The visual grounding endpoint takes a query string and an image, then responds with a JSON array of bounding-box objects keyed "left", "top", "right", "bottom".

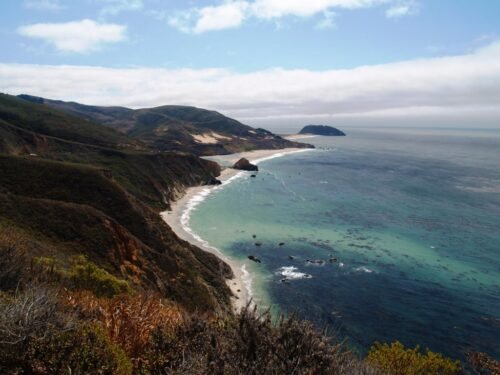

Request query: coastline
[{"left": 161, "top": 147, "right": 313, "bottom": 312}]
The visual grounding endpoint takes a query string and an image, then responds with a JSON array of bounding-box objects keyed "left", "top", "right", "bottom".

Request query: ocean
[{"left": 187, "top": 128, "right": 500, "bottom": 360}]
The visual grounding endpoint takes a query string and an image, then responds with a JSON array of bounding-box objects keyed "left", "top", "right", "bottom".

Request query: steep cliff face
[{"left": 0, "top": 95, "right": 233, "bottom": 313}]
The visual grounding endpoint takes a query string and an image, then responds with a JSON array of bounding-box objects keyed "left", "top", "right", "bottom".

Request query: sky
[{"left": 1, "top": 0, "right": 500, "bottom": 130}]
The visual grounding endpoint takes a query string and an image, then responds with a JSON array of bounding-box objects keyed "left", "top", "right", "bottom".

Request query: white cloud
[
  {"left": 386, "top": 1, "right": 419, "bottom": 18},
  {"left": 168, "top": 0, "right": 415, "bottom": 33},
  {"left": 194, "top": 1, "right": 250, "bottom": 33},
  {"left": 250, "top": 0, "right": 388, "bottom": 19},
  {"left": 17, "top": 19, "right": 127, "bottom": 53},
  {"left": 169, "top": 1, "right": 250, "bottom": 34},
  {"left": 24, "top": 0, "right": 63, "bottom": 11},
  {"left": 99, "top": 0, "right": 144, "bottom": 15},
  {"left": 1, "top": 41, "right": 499, "bottom": 128}
]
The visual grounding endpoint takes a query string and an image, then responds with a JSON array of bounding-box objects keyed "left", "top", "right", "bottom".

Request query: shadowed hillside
[
  {"left": 18, "top": 94, "right": 313, "bottom": 155},
  {"left": 0, "top": 94, "right": 232, "bottom": 313}
]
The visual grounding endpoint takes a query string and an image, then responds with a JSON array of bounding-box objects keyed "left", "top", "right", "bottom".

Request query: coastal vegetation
[
  {"left": 17, "top": 94, "right": 313, "bottom": 156},
  {"left": 0, "top": 93, "right": 497, "bottom": 373}
]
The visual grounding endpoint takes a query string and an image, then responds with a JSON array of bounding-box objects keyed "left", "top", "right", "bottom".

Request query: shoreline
[{"left": 161, "top": 147, "right": 313, "bottom": 312}]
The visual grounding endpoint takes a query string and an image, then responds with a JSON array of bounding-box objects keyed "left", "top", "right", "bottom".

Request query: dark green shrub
[
  {"left": 33, "top": 255, "right": 131, "bottom": 298},
  {"left": 66, "top": 255, "right": 131, "bottom": 298},
  {"left": 26, "top": 324, "right": 132, "bottom": 375}
]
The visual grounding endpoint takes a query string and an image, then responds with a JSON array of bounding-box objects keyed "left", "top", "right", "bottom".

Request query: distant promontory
[{"left": 299, "top": 125, "right": 346, "bottom": 136}]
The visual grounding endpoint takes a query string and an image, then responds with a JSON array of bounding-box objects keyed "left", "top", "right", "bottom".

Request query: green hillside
[
  {"left": 1, "top": 94, "right": 141, "bottom": 150},
  {"left": 18, "top": 94, "right": 313, "bottom": 155},
  {"left": 0, "top": 95, "right": 232, "bottom": 313}
]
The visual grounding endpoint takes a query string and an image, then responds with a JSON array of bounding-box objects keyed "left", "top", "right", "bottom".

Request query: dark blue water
[{"left": 191, "top": 128, "right": 500, "bottom": 360}]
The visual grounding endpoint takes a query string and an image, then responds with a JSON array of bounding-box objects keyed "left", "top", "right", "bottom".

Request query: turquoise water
[{"left": 189, "top": 128, "right": 500, "bottom": 360}]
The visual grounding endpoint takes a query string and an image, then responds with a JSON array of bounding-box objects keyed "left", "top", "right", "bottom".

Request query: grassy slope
[
  {"left": 0, "top": 95, "right": 232, "bottom": 313},
  {"left": 0, "top": 93, "right": 141, "bottom": 150},
  {"left": 18, "top": 95, "right": 313, "bottom": 155},
  {"left": 1, "top": 95, "right": 221, "bottom": 209}
]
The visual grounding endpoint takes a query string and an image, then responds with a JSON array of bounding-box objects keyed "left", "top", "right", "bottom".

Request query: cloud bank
[
  {"left": 1, "top": 41, "right": 499, "bottom": 128},
  {"left": 17, "top": 19, "right": 127, "bottom": 53},
  {"left": 168, "top": 0, "right": 416, "bottom": 33}
]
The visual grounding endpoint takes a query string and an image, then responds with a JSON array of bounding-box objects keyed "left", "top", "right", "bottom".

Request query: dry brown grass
[{"left": 63, "top": 291, "right": 184, "bottom": 360}]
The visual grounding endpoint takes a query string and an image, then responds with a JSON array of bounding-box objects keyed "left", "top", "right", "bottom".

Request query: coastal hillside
[
  {"left": 0, "top": 93, "right": 482, "bottom": 374},
  {"left": 18, "top": 94, "right": 313, "bottom": 155},
  {"left": 0, "top": 93, "right": 232, "bottom": 313},
  {"left": 1, "top": 94, "right": 222, "bottom": 208}
]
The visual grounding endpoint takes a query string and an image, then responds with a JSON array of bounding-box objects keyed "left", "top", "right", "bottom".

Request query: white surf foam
[
  {"left": 252, "top": 148, "right": 313, "bottom": 165},
  {"left": 241, "top": 264, "right": 253, "bottom": 297},
  {"left": 354, "top": 266, "right": 374, "bottom": 273},
  {"left": 285, "top": 135, "right": 319, "bottom": 139},
  {"left": 178, "top": 148, "right": 316, "bottom": 301},
  {"left": 276, "top": 266, "right": 312, "bottom": 280}
]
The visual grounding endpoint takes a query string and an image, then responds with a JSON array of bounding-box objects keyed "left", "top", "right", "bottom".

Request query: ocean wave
[
  {"left": 179, "top": 149, "right": 315, "bottom": 302},
  {"left": 285, "top": 135, "right": 318, "bottom": 140},
  {"left": 353, "top": 266, "right": 374, "bottom": 273},
  {"left": 252, "top": 148, "right": 314, "bottom": 165},
  {"left": 276, "top": 266, "right": 312, "bottom": 280},
  {"left": 241, "top": 264, "right": 253, "bottom": 297}
]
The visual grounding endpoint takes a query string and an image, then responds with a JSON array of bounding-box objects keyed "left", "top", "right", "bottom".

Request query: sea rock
[
  {"left": 279, "top": 242, "right": 285, "bottom": 246},
  {"left": 255, "top": 242, "right": 262, "bottom": 247},
  {"left": 233, "top": 158, "right": 258, "bottom": 171},
  {"left": 206, "top": 176, "right": 222, "bottom": 185},
  {"left": 248, "top": 255, "right": 261, "bottom": 263},
  {"left": 299, "top": 125, "right": 346, "bottom": 136}
]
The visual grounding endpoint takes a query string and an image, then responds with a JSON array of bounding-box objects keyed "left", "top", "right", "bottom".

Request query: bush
[
  {"left": 466, "top": 352, "right": 500, "bottom": 375},
  {"left": 27, "top": 324, "right": 132, "bottom": 375},
  {"left": 66, "top": 255, "right": 131, "bottom": 298},
  {"left": 0, "top": 285, "right": 70, "bottom": 346},
  {"left": 367, "top": 341, "right": 461, "bottom": 375},
  {"left": 34, "top": 255, "right": 131, "bottom": 298},
  {"left": 142, "top": 304, "right": 378, "bottom": 374},
  {"left": 1, "top": 323, "right": 132, "bottom": 374}
]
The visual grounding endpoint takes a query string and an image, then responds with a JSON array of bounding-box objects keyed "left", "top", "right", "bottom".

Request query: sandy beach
[
  {"left": 161, "top": 148, "right": 310, "bottom": 312},
  {"left": 284, "top": 134, "right": 319, "bottom": 140}
]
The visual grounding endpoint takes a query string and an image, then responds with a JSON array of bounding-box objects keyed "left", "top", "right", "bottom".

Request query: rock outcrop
[
  {"left": 233, "top": 158, "right": 258, "bottom": 171},
  {"left": 299, "top": 125, "right": 346, "bottom": 136}
]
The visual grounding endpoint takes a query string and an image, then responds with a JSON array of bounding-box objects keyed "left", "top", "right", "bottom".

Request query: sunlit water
[{"left": 189, "top": 128, "right": 500, "bottom": 359}]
